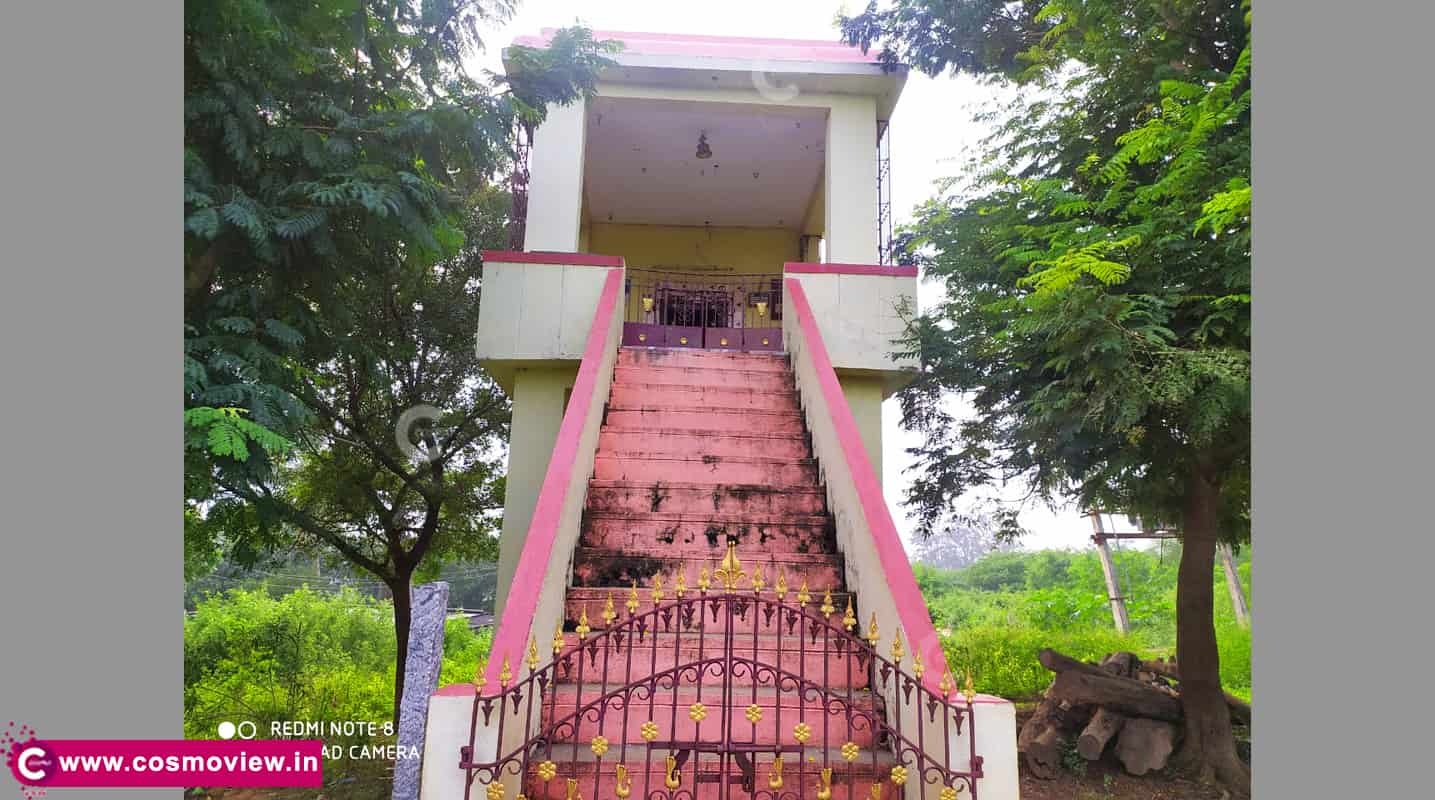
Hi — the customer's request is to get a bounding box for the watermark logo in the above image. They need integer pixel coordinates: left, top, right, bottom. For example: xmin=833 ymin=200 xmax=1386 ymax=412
xmin=395 ymin=404 xmax=444 ymax=463
xmin=3 ymin=723 xmax=50 ymax=798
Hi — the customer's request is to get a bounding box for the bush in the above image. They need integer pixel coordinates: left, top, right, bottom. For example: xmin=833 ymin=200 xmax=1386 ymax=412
xmin=184 ymin=587 xmax=492 ymax=743
xmin=940 ymin=625 xmax=1134 ymax=700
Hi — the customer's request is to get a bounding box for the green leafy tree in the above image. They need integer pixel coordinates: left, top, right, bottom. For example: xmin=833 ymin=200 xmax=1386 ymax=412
xmin=841 ymin=0 xmax=1250 ymax=789
xmin=183 ymin=0 xmax=617 ymax=719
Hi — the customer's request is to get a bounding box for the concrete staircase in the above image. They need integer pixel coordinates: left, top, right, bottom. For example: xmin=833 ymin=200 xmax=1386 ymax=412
xmin=528 ymin=347 xmax=898 ymax=800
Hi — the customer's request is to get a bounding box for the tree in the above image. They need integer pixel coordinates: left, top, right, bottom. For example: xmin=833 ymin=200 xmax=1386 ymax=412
xmin=909 ymin=500 xmax=1016 ymax=570
xmin=841 ymin=0 xmax=1250 ymax=790
xmin=183 ymin=0 xmax=616 ymax=720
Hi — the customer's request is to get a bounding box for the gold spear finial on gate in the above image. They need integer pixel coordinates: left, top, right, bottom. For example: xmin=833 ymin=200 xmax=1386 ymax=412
xmin=651 ymin=575 xmax=665 ymax=606
xmin=626 ymin=581 xmax=641 ymax=614
xmin=576 ymin=605 xmax=591 ymax=639
xmin=963 ymin=672 xmax=977 ymax=703
xmin=527 ymin=636 xmax=540 ymax=673
xmin=866 ymin=613 xmax=880 ymax=647
xmin=602 ymin=591 xmax=617 ymax=625
xmin=796 ymin=577 xmax=811 ymax=607
xmin=499 ymin=654 xmax=513 ymax=688
xmin=552 ymin=623 xmax=566 ymax=656
xmin=840 ymin=596 xmax=855 ymax=630
xmin=751 ymin=563 xmax=766 ymax=595
xmin=890 ymin=630 xmax=905 ymax=666
xmin=775 ymin=568 xmax=789 ymax=601
xmin=913 ymin=649 xmax=925 ymax=680
xmin=939 ymin=665 xmax=956 ymax=699
xmin=697 ymin=563 xmax=712 ymax=593
xmin=674 ymin=568 xmax=688 ymax=599
xmin=820 ymin=587 xmax=836 ymax=617
xmin=714 ymin=541 xmax=747 ymax=591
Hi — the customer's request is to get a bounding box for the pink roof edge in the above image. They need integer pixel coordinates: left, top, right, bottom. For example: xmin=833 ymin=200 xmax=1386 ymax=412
xmin=510 ymin=28 xmax=880 ymax=64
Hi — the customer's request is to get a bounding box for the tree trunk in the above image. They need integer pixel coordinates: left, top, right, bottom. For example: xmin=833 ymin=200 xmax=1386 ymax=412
xmin=1016 ymin=698 xmax=1065 ymax=780
xmin=1172 ymin=463 xmax=1251 ymax=792
xmin=1047 ymin=670 xmax=1182 ymax=721
xmin=390 ymin=574 xmax=413 ymax=725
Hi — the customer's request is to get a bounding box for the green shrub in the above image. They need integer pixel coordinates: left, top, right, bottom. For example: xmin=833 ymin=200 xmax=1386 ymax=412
xmin=940 ymin=625 xmax=1134 ymax=700
xmin=184 ymin=587 xmax=492 ymax=742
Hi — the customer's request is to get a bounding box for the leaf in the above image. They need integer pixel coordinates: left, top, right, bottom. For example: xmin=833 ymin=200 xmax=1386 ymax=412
xmin=186 ymin=208 xmax=221 ymax=239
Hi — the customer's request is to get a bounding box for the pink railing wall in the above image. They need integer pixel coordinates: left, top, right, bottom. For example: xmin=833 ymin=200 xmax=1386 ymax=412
xmin=480 ymin=267 xmax=626 ymax=693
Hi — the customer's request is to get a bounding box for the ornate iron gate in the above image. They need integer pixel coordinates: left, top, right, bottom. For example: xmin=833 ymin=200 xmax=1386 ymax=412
xmin=461 ymin=547 xmax=982 ymax=800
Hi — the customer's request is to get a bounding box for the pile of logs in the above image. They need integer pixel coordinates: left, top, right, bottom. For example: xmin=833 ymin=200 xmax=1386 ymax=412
xmin=1018 ymin=649 xmax=1252 ymax=779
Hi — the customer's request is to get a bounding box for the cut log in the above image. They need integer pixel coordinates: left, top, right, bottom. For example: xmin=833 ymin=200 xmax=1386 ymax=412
xmin=1016 ymin=698 xmax=1065 ymax=780
xmin=1077 ymin=708 xmax=1127 ymax=760
xmin=1048 ymin=670 xmax=1184 ymax=722
xmin=1140 ymin=659 xmax=1252 ymax=726
xmin=1099 ymin=652 xmax=1140 ymax=678
xmin=1114 ymin=717 xmax=1177 ymax=775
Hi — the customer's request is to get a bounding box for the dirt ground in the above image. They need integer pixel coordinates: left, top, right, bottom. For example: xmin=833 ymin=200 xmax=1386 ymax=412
xmin=1018 ymin=760 xmax=1234 ymax=800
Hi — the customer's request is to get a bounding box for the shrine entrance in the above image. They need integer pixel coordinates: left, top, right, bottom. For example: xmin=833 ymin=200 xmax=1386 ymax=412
xmin=621 ymin=269 xmax=784 ymax=352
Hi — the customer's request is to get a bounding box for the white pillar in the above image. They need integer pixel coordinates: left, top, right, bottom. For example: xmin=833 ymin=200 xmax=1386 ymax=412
xmin=523 ymin=98 xmax=587 ymax=252
xmin=824 ymin=96 xmax=880 ymax=263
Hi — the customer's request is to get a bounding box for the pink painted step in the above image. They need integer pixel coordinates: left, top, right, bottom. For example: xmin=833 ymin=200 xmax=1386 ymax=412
xmin=613 ymin=364 xmax=795 ymax=391
xmin=598 ymin=428 xmax=810 ymax=460
xmin=618 ymin=348 xmax=790 ymax=372
xmin=564 ymin=589 xmax=857 ymax=634
xmin=549 ymin=636 xmax=871 ymax=689
xmin=604 ymin=407 xmax=804 ymax=434
xmin=580 ymin=514 xmax=834 ymax=555
xmin=593 ymin=454 xmax=818 ymax=486
xmin=544 ymin=688 xmax=881 ymax=747
xmin=608 ymin=383 xmax=800 ymax=412
xmin=570 ymin=549 xmax=843 ymax=589
xmin=585 ymin=481 xmax=828 ymax=516
xmin=525 ymin=751 xmax=901 ymax=800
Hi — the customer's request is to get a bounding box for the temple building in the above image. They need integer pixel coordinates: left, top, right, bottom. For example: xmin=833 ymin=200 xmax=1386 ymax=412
xmin=420 ymin=29 xmax=1019 ymax=800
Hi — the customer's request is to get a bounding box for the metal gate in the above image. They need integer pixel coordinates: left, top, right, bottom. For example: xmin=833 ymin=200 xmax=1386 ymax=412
xmin=461 ymin=548 xmax=981 ymax=800
xmin=620 ymin=269 xmax=784 ymax=351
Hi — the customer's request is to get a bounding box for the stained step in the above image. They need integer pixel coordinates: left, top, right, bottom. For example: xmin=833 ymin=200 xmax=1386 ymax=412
xmin=593 ymin=454 xmax=819 ymax=486
xmin=550 ymin=634 xmax=872 ymax=689
xmin=598 ymin=428 xmax=810 ymax=460
xmin=564 ymin=589 xmax=857 ymax=634
xmin=604 ymin=407 xmax=804 ymax=434
xmin=525 ymin=749 xmax=901 ymax=800
xmin=585 ymin=481 xmax=828 ymax=516
xmin=618 ymin=348 xmax=790 ymax=372
xmin=614 ymin=364 xmax=795 ymax=391
xmin=571 ymin=549 xmax=843 ymax=589
xmin=542 ymin=686 xmax=882 ymax=747
xmin=581 ymin=513 xmax=834 ymax=555
xmin=609 ymin=383 xmax=799 ymax=413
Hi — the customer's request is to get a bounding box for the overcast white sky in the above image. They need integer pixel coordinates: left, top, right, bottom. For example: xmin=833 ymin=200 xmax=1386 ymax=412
xmin=469 ymin=0 xmax=1105 ymax=552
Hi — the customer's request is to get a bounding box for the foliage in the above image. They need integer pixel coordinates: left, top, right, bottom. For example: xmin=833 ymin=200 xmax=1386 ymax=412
xmin=184 ymin=588 xmax=491 ymax=743
xmin=928 ymin=547 xmax=1251 ymax=701
xmin=840 ymin=1 xmax=1250 ymax=782
xmin=183 ymin=0 xmax=617 ymax=719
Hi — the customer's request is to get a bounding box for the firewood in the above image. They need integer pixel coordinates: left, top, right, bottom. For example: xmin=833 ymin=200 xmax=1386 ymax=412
xmin=1048 ymin=670 xmax=1184 ymax=722
xmin=1077 ymin=707 xmax=1127 ymax=760
xmin=1140 ymin=659 xmax=1251 ymax=726
xmin=1099 ymin=652 xmax=1140 ymax=678
xmin=1016 ymin=697 xmax=1065 ymax=780
xmin=1114 ymin=718 xmax=1177 ymax=775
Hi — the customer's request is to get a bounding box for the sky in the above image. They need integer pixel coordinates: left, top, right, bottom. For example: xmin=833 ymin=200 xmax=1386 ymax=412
xmin=467 ymin=0 xmax=1109 ymax=552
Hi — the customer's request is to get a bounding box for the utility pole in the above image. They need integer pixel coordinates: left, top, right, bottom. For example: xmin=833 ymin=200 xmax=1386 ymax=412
xmin=1218 ymin=542 xmax=1251 ymax=628
xmin=1090 ymin=512 xmax=1132 ymax=635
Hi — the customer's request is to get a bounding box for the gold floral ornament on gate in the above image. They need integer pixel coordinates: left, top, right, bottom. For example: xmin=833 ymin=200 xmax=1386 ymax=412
xmin=640 ymin=720 xmax=659 ymax=742
xmin=713 ymin=542 xmax=748 ymax=591
xmin=889 ymin=766 xmax=909 ymax=786
xmin=745 ymin=703 xmax=763 ymax=723
xmin=689 ymin=702 xmax=708 ymax=722
xmin=486 ymin=780 xmax=504 ymax=800
xmin=939 ymin=785 xmax=963 ymax=800
xmin=537 ymin=760 xmax=558 ymax=781
xmin=792 ymin=722 xmax=812 ymax=744
xmin=841 ymin=741 xmax=860 ymax=762
xmin=589 ymin=735 xmax=609 ymax=757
